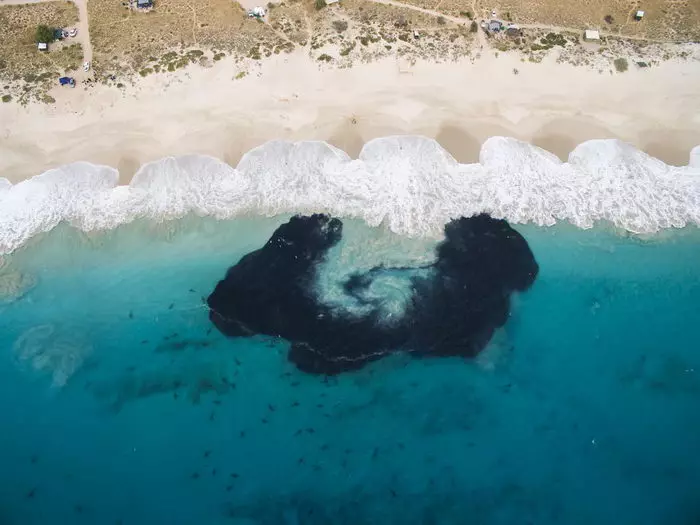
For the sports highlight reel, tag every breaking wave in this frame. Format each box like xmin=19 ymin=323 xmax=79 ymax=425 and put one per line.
xmin=1 ymin=136 xmax=699 ymax=253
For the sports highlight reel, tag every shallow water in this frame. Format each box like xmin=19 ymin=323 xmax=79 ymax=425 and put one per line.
xmin=1 ymin=216 xmax=699 ymax=525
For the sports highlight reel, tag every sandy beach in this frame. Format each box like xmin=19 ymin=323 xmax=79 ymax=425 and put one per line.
xmin=1 ymin=48 xmax=699 ymax=183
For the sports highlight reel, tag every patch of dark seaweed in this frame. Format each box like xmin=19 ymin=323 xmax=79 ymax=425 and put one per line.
xmin=208 ymin=214 xmax=538 ymax=375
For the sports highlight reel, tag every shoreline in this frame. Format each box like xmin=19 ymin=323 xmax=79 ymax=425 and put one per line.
xmin=1 ymin=47 xmax=700 ymax=184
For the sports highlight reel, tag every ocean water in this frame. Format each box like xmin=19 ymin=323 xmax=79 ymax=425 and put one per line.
xmin=1 ymin=213 xmax=699 ymax=525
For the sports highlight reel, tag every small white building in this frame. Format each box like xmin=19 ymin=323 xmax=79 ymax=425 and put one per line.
xmin=37 ymin=42 xmax=48 ymax=51
xmin=583 ymin=29 xmax=600 ymax=42
xmin=635 ymin=10 xmax=645 ymax=20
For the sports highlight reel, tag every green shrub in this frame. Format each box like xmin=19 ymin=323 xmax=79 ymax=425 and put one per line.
xmin=1 ymin=94 xmax=11 ymax=103
xmin=613 ymin=57 xmax=628 ymax=72
xmin=35 ymin=25 xmax=54 ymax=44
xmin=437 ymin=16 xmax=446 ymax=25
xmin=540 ymin=32 xmax=566 ymax=47
xmin=339 ymin=42 xmax=356 ymax=55
xmin=332 ymin=20 xmax=348 ymax=32
xmin=317 ymin=53 xmax=332 ymax=62
xmin=248 ymin=46 xmax=261 ymax=60
xmin=315 ymin=0 xmax=326 ymax=10
xmin=469 ymin=21 xmax=478 ymax=32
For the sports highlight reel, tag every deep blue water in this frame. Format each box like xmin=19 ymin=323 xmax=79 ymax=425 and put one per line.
xmin=1 ymin=217 xmax=699 ymax=525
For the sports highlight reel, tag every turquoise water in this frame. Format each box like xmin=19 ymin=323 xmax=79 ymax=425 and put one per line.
xmin=1 ymin=217 xmax=699 ymax=524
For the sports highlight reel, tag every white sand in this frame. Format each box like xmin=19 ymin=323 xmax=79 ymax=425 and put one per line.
xmin=1 ymin=49 xmax=699 ymax=183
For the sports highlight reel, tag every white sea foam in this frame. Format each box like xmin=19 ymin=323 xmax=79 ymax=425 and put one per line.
xmin=1 ymin=136 xmax=699 ymax=253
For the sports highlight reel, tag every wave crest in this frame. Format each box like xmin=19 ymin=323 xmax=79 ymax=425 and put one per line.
xmin=1 ymin=136 xmax=699 ymax=253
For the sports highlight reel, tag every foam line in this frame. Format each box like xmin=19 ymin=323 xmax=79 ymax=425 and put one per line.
xmin=1 ymin=136 xmax=699 ymax=253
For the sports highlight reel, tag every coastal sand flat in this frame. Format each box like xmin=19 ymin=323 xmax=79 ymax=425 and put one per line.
xmin=1 ymin=48 xmax=699 ymax=183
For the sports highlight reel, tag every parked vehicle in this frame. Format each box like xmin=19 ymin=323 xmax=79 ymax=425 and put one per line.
xmin=58 ymin=76 xmax=76 ymax=87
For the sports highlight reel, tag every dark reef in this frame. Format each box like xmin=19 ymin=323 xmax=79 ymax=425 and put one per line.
xmin=207 ymin=214 xmax=538 ymax=375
